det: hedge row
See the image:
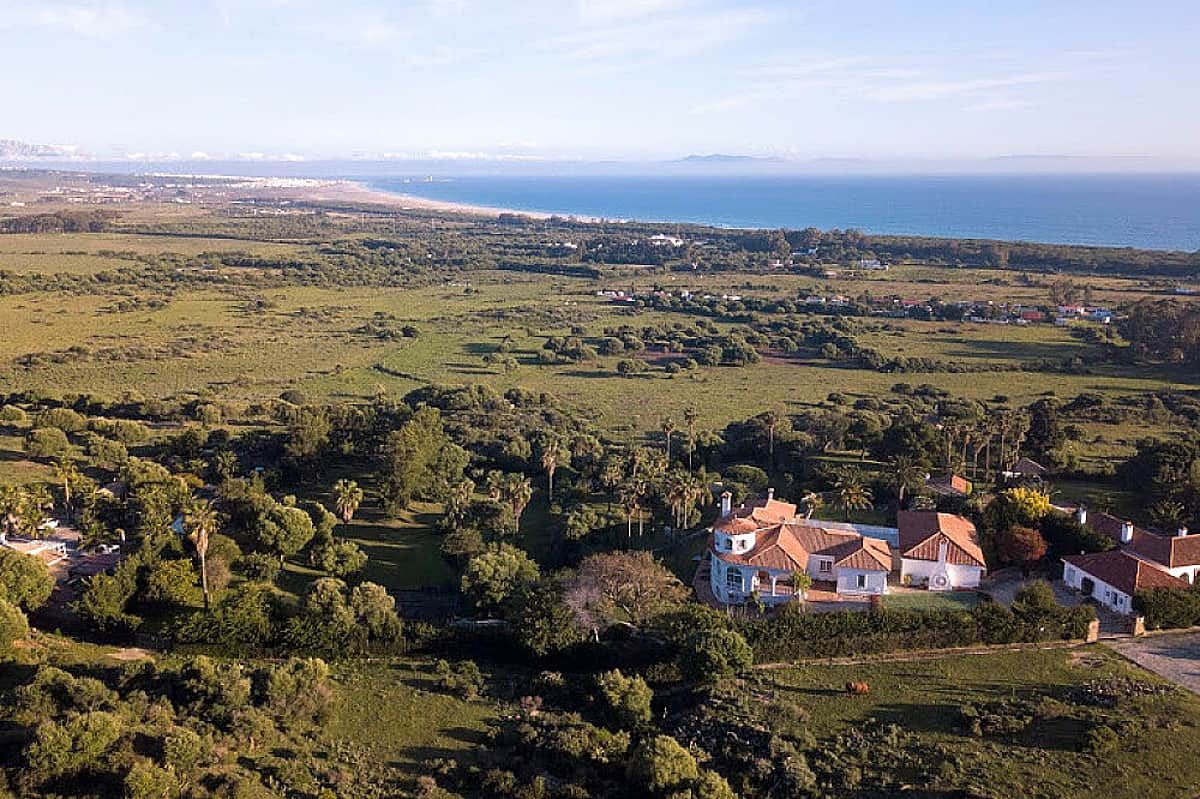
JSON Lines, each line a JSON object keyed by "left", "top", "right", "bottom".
{"left": 1135, "top": 586, "right": 1200, "bottom": 630}
{"left": 736, "top": 601, "right": 1095, "bottom": 663}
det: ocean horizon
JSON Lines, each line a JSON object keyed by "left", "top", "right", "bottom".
{"left": 367, "top": 173, "right": 1200, "bottom": 252}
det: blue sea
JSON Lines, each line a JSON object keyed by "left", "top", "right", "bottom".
{"left": 368, "top": 174, "right": 1200, "bottom": 252}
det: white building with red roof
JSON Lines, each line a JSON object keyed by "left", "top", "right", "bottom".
{"left": 897, "top": 511, "right": 987, "bottom": 590}
{"left": 1062, "top": 549, "right": 1189, "bottom": 615}
{"left": 709, "top": 490, "right": 892, "bottom": 605}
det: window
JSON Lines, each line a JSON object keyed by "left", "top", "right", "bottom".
{"left": 856, "top": 574, "right": 867, "bottom": 588}
{"left": 818, "top": 559, "right": 832, "bottom": 574}
{"left": 725, "top": 568, "right": 742, "bottom": 591}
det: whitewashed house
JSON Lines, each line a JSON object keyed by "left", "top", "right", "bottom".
{"left": 709, "top": 491, "right": 892, "bottom": 605}
{"left": 1062, "top": 549, "right": 1188, "bottom": 615}
{"left": 897, "top": 511, "right": 986, "bottom": 590}
{"left": 1072, "top": 507, "right": 1200, "bottom": 585}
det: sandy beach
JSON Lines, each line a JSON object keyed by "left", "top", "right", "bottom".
{"left": 289, "top": 179, "right": 604, "bottom": 222}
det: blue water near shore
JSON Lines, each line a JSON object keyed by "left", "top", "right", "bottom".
{"left": 367, "top": 174, "right": 1200, "bottom": 251}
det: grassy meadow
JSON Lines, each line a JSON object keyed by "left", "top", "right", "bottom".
{"left": 754, "top": 645, "right": 1200, "bottom": 799}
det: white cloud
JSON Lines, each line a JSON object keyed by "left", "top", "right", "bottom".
{"left": 965, "top": 98, "right": 1036, "bottom": 113}
{"left": 575, "top": 0, "right": 687, "bottom": 23}
{"left": 547, "top": 5, "right": 774, "bottom": 74}
{"left": 865, "top": 73, "right": 1053, "bottom": 103}
{"left": 0, "top": 2, "right": 150, "bottom": 37}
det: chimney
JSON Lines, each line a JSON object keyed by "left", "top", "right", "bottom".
{"left": 767, "top": 487, "right": 775, "bottom": 502}
{"left": 937, "top": 540, "right": 949, "bottom": 564}
{"left": 1120, "top": 521, "right": 1134, "bottom": 544}
{"left": 720, "top": 491, "right": 732, "bottom": 516}
{"left": 1178, "top": 526, "right": 1190, "bottom": 538}
{"left": 1076, "top": 505, "right": 1087, "bottom": 526}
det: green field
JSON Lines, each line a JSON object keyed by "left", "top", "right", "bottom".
{"left": 755, "top": 645, "right": 1200, "bottom": 799}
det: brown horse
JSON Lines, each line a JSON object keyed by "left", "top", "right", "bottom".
{"left": 845, "top": 681, "right": 870, "bottom": 695}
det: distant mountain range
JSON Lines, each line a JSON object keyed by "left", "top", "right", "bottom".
{"left": 0, "top": 139, "right": 78, "bottom": 159}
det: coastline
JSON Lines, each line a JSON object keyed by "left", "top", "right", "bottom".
{"left": 290, "top": 179, "right": 605, "bottom": 222}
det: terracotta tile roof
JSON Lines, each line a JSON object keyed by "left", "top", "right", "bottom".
{"left": 712, "top": 496, "right": 798, "bottom": 534}
{"left": 926, "top": 474, "right": 972, "bottom": 496}
{"left": 834, "top": 535, "right": 893, "bottom": 571}
{"left": 897, "top": 511, "right": 986, "bottom": 568}
{"left": 1063, "top": 550, "right": 1189, "bottom": 596}
{"left": 713, "top": 522, "right": 890, "bottom": 573}
{"left": 1085, "top": 512, "right": 1200, "bottom": 568}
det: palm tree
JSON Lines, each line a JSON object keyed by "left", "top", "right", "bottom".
{"left": 0, "top": 485, "right": 22, "bottom": 536}
{"left": 891, "top": 455, "right": 925, "bottom": 505}
{"left": 502, "top": 474, "right": 532, "bottom": 530}
{"left": 763, "top": 409, "right": 779, "bottom": 462}
{"left": 540, "top": 439, "right": 563, "bottom": 502}
{"left": 834, "top": 478, "right": 872, "bottom": 521}
{"left": 184, "top": 499, "right": 220, "bottom": 611}
{"left": 600, "top": 457, "right": 624, "bottom": 513}
{"left": 484, "top": 470, "right": 506, "bottom": 502}
{"left": 333, "top": 479, "right": 364, "bottom": 524}
{"left": 52, "top": 458, "right": 82, "bottom": 521}
{"left": 800, "top": 491, "right": 823, "bottom": 520}
{"left": 618, "top": 481, "right": 640, "bottom": 542}
{"left": 23, "top": 484, "right": 53, "bottom": 538}
{"left": 213, "top": 450, "right": 239, "bottom": 482}
{"left": 684, "top": 406, "right": 699, "bottom": 472}
{"left": 660, "top": 416, "right": 676, "bottom": 462}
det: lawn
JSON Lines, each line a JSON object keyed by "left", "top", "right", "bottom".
{"left": 755, "top": 646, "right": 1200, "bottom": 799}
{"left": 881, "top": 589, "right": 983, "bottom": 611}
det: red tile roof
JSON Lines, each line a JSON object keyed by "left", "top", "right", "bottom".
{"left": 1063, "top": 550, "right": 1189, "bottom": 596}
{"left": 712, "top": 497, "right": 798, "bottom": 534}
{"left": 926, "top": 474, "right": 972, "bottom": 496}
{"left": 1085, "top": 512, "right": 1200, "bottom": 568}
{"left": 712, "top": 522, "right": 890, "bottom": 573}
{"left": 898, "top": 511, "right": 986, "bottom": 568}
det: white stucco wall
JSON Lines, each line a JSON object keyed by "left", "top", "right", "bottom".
{"left": 807, "top": 554, "right": 836, "bottom": 580}
{"left": 900, "top": 558, "right": 984, "bottom": 589}
{"left": 1062, "top": 563, "right": 1134, "bottom": 614}
{"left": 1165, "top": 564, "right": 1200, "bottom": 584}
{"left": 835, "top": 567, "right": 888, "bottom": 595}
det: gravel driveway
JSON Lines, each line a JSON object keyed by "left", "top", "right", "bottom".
{"left": 1107, "top": 631, "right": 1200, "bottom": 694}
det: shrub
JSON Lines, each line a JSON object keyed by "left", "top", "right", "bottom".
{"left": 0, "top": 405, "right": 27, "bottom": 423}
{"left": 0, "top": 548, "right": 55, "bottom": 610}
{"left": 460, "top": 543, "right": 540, "bottom": 613}
{"left": 1134, "top": 585, "right": 1200, "bottom": 630}
{"left": 24, "top": 711, "right": 123, "bottom": 782}
{"left": 309, "top": 540, "right": 368, "bottom": 577}
{"left": 25, "top": 427, "right": 71, "bottom": 459}
{"left": 1081, "top": 724, "right": 1120, "bottom": 754}
{"left": 238, "top": 552, "right": 282, "bottom": 583}
{"left": 254, "top": 658, "right": 333, "bottom": 725}
{"left": 141, "top": 558, "right": 200, "bottom": 607}
{"left": 434, "top": 659, "right": 484, "bottom": 700}
{"left": 124, "top": 761, "right": 179, "bottom": 799}
{"left": 35, "top": 408, "right": 87, "bottom": 433}
{"left": 626, "top": 735, "right": 699, "bottom": 793}
{"left": 0, "top": 597, "right": 30, "bottom": 651}
{"left": 596, "top": 669, "right": 653, "bottom": 729}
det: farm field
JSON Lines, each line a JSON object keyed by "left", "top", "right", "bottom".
{"left": 1, "top": 247, "right": 1195, "bottom": 437}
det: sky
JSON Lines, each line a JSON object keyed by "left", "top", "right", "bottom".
{"left": 2, "top": 0, "right": 1198, "bottom": 164}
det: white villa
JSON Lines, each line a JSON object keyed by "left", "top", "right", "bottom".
{"left": 1056, "top": 506, "right": 1200, "bottom": 614}
{"left": 709, "top": 490, "right": 892, "bottom": 605}
{"left": 897, "top": 511, "right": 987, "bottom": 590}
{"left": 1062, "top": 549, "right": 1188, "bottom": 615}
